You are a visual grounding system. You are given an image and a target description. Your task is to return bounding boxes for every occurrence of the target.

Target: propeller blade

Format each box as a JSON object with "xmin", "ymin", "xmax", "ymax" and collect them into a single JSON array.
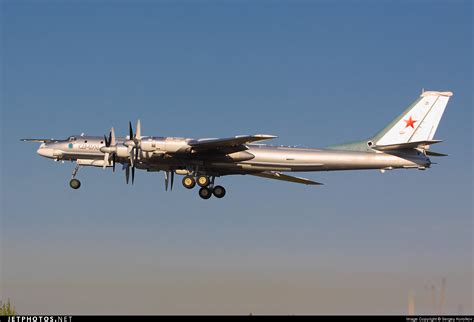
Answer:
[
  {"xmin": 125, "ymin": 165, "xmax": 130, "ymax": 184},
  {"xmin": 103, "ymin": 152, "xmax": 109, "ymax": 169},
  {"xmin": 110, "ymin": 127, "xmax": 116, "ymax": 146},
  {"xmin": 108, "ymin": 130, "xmax": 112, "ymax": 147},
  {"xmin": 135, "ymin": 145, "xmax": 139, "ymax": 161},
  {"xmin": 104, "ymin": 135, "xmax": 109, "ymax": 147},
  {"xmin": 165, "ymin": 171, "xmax": 169, "ymax": 191},
  {"xmin": 102, "ymin": 128, "xmax": 116, "ymax": 170},
  {"xmin": 136, "ymin": 119, "xmax": 141, "ymax": 139},
  {"xmin": 131, "ymin": 166, "xmax": 135, "ymax": 185},
  {"xmin": 128, "ymin": 146, "xmax": 134, "ymax": 167},
  {"xmin": 129, "ymin": 121, "xmax": 134, "ymax": 140},
  {"xmin": 170, "ymin": 171, "xmax": 174, "ymax": 191},
  {"xmin": 112, "ymin": 154, "xmax": 116, "ymax": 172}
]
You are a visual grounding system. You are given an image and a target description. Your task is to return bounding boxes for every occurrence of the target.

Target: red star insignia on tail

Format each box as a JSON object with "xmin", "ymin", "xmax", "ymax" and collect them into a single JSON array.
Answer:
[{"xmin": 404, "ymin": 116, "xmax": 417, "ymax": 129}]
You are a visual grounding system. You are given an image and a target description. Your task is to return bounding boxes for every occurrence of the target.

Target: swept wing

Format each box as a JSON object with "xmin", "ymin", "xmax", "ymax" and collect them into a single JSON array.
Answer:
[
  {"xmin": 189, "ymin": 134, "xmax": 277, "ymax": 152},
  {"xmin": 251, "ymin": 171, "xmax": 323, "ymax": 185},
  {"xmin": 21, "ymin": 138, "xmax": 56, "ymax": 143}
]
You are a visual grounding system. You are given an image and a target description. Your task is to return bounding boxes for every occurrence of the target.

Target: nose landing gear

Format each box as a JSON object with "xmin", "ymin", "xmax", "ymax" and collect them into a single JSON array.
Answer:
[{"xmin": 69, "ymin": 164, "xmax": 81, "ymax": 189}]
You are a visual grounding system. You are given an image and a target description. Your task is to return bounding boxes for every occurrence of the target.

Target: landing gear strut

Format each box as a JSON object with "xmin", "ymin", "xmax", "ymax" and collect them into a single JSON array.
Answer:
[{"xmin": 69, "ymin": 164, "xmax": 81, "ymax": 189}]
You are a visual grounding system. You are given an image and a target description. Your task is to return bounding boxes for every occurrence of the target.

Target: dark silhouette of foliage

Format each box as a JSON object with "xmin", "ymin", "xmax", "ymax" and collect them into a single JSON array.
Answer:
[{"xmin": 0, "ymin": 299, "xmax": 17, "ymax": 315}]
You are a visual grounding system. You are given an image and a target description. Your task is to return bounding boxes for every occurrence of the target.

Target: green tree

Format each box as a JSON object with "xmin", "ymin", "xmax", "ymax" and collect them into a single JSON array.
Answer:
[{"xmin": 0, "ymin": 299, "xmax": 17, "ymax": 315}]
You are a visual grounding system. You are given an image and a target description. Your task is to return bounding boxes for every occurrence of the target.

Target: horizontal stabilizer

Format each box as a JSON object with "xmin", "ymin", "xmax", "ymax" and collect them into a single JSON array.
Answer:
[
  {"xmin": 372, "ymin": 140, "xmax": 442, "ymax": 151},
  {"xmin": 251, "ymin": 171, "xmax": 323, "ymax": 185},
  {"xmin": 425, "ymin": 150, "xmax": 448, "ymax": 157},
  {"xmin": 21, "ymin": 138, "xmax": 55, "ymax": 143}
]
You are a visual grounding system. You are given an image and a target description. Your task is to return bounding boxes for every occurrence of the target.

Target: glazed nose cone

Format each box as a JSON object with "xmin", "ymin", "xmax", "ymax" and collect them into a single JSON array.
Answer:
[{"xmin": 37, "ymin": 147, "xmax": 55, "ymax": 158}]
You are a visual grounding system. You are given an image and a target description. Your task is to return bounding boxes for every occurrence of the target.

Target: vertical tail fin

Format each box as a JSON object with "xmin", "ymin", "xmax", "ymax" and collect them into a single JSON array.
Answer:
[{"xmin": 371, "ymin": 91, "xmax": 453, "ymax": 146}]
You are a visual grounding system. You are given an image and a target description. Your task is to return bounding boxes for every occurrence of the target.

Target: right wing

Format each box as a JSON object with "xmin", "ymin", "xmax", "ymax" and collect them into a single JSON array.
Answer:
[
  {"xmin": 251, "ymin": 171, "xmax": 323, "ymax": 185},
  {"xmin": 189, "ymin": 134, "xmax": 277, "ymax": 153}
]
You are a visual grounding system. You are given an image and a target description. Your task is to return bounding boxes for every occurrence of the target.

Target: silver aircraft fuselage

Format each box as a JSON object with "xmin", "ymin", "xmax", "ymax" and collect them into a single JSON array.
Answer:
[
  {"xmin": 26, "ymin": 90, "xmax": 452, "ymax": 198},
  {"xmin": 37, "ymin": 135, "xmax": 430, "ymax": 174}
]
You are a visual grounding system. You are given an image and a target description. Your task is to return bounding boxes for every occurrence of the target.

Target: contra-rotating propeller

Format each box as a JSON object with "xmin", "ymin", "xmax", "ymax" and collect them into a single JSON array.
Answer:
[
  {"xmin": 123, "ymin": 120, "xmax": 142, "ymax": 167},
  {"xmin": 100, "ymin": 120, "xmax": 152, "ymax": 186},
  {"xmin": 122, "ymin": 120, "xmax": 143, "ymax": 185},
  {"xmin": 99, "ymin": 127, "xmax": 117, "ymax": 171}
]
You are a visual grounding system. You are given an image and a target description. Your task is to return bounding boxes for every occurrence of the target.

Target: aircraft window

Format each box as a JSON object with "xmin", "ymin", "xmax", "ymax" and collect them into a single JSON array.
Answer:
[
  {"xmin": 68, "ymin": 136, "xmax": 76, "ymax": 142},
  {"xmin": 84, "ymin": 140, "xmax": 88, "ymax": 143}
]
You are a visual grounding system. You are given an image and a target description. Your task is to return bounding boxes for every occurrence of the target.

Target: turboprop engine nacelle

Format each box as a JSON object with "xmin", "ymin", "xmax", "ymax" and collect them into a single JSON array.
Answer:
[
  {"xmin": 140, "ymin": 138, "xmax": 190, "ymax": 153},
  {"xmin": 115, "ymin": 145, "xmax": 130, "ymax": 158},
  {"xmin": 140, "ymin": 139, "xmax": 166, "ymax": 152}
]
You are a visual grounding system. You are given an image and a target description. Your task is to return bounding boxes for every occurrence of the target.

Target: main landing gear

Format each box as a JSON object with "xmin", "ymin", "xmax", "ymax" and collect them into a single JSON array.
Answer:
[
  {"xmin": 181, "ymin": 174, "xmax": 226, "ymax": 199},
  {"xmin": 197, "ymin": 175, "xmax": 210, "ymax": 187},
  {"xmin": 182, "ymin": 175, "xmax": 196, "ymax": 189},
  {"xmin": 69, "ymin": 164, "xmax": 81, "ymax": 189}
]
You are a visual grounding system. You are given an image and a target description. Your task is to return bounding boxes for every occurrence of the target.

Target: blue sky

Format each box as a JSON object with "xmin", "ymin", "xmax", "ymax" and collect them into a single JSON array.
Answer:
[{"xmin": 1, "ymin": 0, "xmax": 472, "ymax": 314}]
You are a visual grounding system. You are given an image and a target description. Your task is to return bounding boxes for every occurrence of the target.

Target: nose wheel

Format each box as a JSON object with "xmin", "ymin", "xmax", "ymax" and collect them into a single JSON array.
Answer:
[
  {"xmin": 69, "ymin": 178, "xmax": 81, "ymax": 189},
  {"xmin": 69, "ymin": 164, "xmax": 81, "ymax": 189}
]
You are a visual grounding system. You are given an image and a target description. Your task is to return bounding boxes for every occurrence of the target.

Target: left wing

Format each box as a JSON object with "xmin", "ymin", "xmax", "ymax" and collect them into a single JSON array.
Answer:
[
  {"xmin": 189, "ymin": 134, "xmax": 277, "ymax": 152},
  {"xmin": 21, "ymin": 138, "xmax": 55, "ymax": 143},
  {"xmin": 251, "ymin": 171, "xmax": 323, "ymax": 185}
]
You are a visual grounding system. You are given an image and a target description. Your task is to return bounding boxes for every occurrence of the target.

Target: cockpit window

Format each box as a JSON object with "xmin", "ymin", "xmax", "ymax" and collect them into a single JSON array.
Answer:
[{"xmin": 68, "ymin": 136, "xmax": 76, "ymax": 142}]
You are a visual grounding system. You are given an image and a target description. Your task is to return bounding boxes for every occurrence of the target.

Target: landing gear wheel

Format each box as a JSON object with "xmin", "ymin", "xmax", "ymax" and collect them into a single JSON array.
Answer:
[
  {"xmin": 197, "ymin": 175, "xmax": 210, "ymax": 187},
  {"xmin": 198, "ymin": 187, "xmax": 212, "ymax": 199},
  {"xmin": 182, "ymin": 175, "xmax": 196, "ymax": 189},
  {"xmin": 69, "ymin": 178, "xmax": 81, "ymax": 189},
  {"xmin": 212, "ymin": 185, "xmax": 226, "ymax": 198}
]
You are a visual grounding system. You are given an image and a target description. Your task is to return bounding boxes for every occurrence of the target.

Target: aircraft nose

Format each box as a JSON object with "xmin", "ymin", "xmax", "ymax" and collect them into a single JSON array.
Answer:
[
  {"xmin": 426, "ymin": 157, "xmax": 432, "ymax": 167},
  {"xmin": 37, "ymin": 147, "xmax": 55, "ymax": 158}
]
